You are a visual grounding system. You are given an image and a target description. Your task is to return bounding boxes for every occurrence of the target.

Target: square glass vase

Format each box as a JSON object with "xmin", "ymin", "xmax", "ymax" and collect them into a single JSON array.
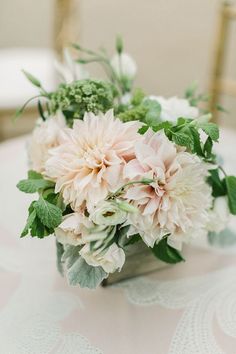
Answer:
[{"xmin": 102, "ymin": 242, "xmax": 169, "ymax": 286}]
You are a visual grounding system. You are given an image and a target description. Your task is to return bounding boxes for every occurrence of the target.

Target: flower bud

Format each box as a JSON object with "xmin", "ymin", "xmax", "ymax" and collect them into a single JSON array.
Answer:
[
  {"xmin": 110, "ymin": 53, "xmax": 137, "ymax": 80},
  {"xmin": 116, "ymin": 200, "xmax": 138, "ymax": 213}
]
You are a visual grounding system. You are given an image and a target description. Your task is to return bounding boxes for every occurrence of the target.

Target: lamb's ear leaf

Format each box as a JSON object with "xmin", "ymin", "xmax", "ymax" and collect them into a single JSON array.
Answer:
[
  {"xmin": 56, "ymin": 241, "xmax": 64, "ymax": 276},
  {"xmin": 67, "ymin": 256, "xmax": 108, "ymax": 289},
  {"xmin": 152, "ymin": 237, "xmax": 185, "ymax": 264}
]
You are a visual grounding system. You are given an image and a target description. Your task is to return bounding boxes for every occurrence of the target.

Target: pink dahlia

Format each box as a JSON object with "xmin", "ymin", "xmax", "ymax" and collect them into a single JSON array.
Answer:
[
  {"xmin": 123, "ymin": 129, "xmax": 212, "ymax": 249},
  {"xmin": 45, "ymin": 110, "xmax": 142, "ymax": 211}
]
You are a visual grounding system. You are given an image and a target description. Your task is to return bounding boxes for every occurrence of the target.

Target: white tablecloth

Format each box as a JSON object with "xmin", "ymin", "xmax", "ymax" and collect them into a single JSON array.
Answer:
[{"xmin": 0, "ymin": 129, "xmax": 236, "ymax": 354}]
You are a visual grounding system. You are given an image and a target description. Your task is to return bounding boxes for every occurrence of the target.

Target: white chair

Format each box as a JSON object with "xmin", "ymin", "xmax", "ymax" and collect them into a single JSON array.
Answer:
[{"xmin": 0, "ymin": 0, "xmax": 77, "ymax": 141}]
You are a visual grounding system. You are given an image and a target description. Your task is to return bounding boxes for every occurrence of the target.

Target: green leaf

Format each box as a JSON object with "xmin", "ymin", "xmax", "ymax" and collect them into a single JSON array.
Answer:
[
  {"xmin": 45, "ymin": 192, "xmax": 66, "ymax": 212},
  {"xmin": 125, "ymin": 233, "xmax": 141, "ymax": 246},
  {"xmin": 34, "ymin": 196, "xmax": 62, "ymax": 228},
  {"xmin": 116, "ymin": 35, "xmax": 123, "ymax": 54},
  {"xmin": 199, "ymin": 123, "xmax": 219, "ymax": 142},
  {"xmin": 56, "ymin": 241, "xmax": 64, "ymax": 276},
  {"xmin": 203, "ymin": 136, "xmax": 213, "ymax": 158},
  {"xmin": 189, "ymin": 127, "xmax": 203, "ymax": 156},
  {"xmin": 28, "ymin": 170, "xmax": 43, "ymax": 179},
  {"xmin": 208, "ymin": 228, "xmax": 236, "ymax": 247},
  {"xmin": 225, "ymin": 176, "xmax": 236, "ymax": 215},
  {"xmin": 30, "ymin": 216, "xmax": 53, "ymax": 238},
  {"xmin": 131, "ymin": 88, "xmax": 145, "ymax": 106},
  {"xmin": 152, "ymin": 237, "xmax": 185, "ymax": 264},
  {"xmin": 153, "ymin": 121, "xmax": 173, "ymax": 132},
  {"xmin": 21, "ymin": 209, "xmax": 37, "ymax": 237},
  {"xmin": 208, "ymin": 169, "xmax": 226, "ymax": 197},
  {"xmin": 67, "ymin": 257, "xmax": 108, "ymax": 288},
  {"xmin": 185, "ymin": 81, "xmax": 198, "ymax": 99},
  {"xmin": 172, "ymin": 132, "xmax": 193, "ymax": 149},
  {"xmin": 216, "ymin": 104, "xmax": 229, "ymax": 114},
  {"xmin": 38, "ymin": 100, "xmax": 46, "ymax": 121},
  {"xmin": 138, "ymin": 125, "xmax": 149, "ymax": 135},
  {"xmin": 62, "ymin": 245, "xmax": 81, "ymax": 269},
  {"xmin": 22, "ymin": 70, "xmax": 42, "ymax": 88},
  {"xmin": 17, "ymin": 178, "xmax": 54, "ymax": 194},
  {"xmin": 143, "ymin": 99, "xmax": 161, "ymax": 126}
]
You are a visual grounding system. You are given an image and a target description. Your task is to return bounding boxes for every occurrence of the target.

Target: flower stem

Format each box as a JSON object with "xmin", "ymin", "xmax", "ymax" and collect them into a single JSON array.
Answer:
[{"xmin": 109, "ymin": 179, "xmax": 154, "ymax": 199}]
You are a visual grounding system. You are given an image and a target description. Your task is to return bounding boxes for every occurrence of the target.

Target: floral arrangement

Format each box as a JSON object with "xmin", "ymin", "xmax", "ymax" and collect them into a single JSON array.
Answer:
[{"xmin": 17, "ymin": 38, "xmax": 236, "ymax": 288}]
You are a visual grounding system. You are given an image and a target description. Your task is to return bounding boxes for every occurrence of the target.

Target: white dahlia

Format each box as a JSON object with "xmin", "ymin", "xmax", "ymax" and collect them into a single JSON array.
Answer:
[
  {"xmin": 123, "ymin": 129, "xmax": 212, "ymax": 248},
  {"xmin": 28, "ymin": 112, "xmax": 67, "ymax": 173},
  {"xmin": 45, "ymin": 110, "xmax": 142, "ymax": 211}
]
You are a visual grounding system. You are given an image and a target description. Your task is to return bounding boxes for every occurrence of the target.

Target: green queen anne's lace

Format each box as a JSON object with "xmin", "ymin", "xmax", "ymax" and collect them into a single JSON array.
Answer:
[{"xmin": 49, "ymin": 79, "xmax": 117, "ymax": 121}]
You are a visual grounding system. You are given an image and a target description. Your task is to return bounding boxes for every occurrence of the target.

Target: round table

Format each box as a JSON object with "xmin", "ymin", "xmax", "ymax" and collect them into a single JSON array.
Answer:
[{"xmin": 0, "ymin": 129, "xmax": 236, "ymax": 354}]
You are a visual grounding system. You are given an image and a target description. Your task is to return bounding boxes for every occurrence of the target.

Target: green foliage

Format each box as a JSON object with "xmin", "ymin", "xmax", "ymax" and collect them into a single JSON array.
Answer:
[
  {"xmin": 142, "ymin": 99, "xmax": 161, "ymax": 126},
  {"xmin": 208, "ymin": 228, "xmax": 236, "ymax": 247},
  {"xmin": 152, "ymin": 116, "xmax": 220, "ymax": 162},
  {"xmin": 172, "ymin": 131, "xmax": 193, "ymax": 149},
  {"xmin": 68, "ymin": 257, "xmax": 107, "ymax": 288},
  {"xmin": 62, "ymin": 245, "xmax": 108, "ymax": 288},
  {"xmin": 131, "ymin": 88, "xmax": 145, "ymax": 106},
  {"xmin": 19, "ymin": 171, "xmax": 65, "ymax": 238},
  {"xmin": 225, "ymin": 176, "xmax": 236, "ymax": 215},
  {"xmin": 34, "ymin": 196, "xmax": 62, "ymax": 229},
  {"xmin": 118, "ymin": 98, "xmax": 161, "ymax": 126},
  {"xmin": 21, "ymin": 207, "xmax": 37, "ymax": 237},
  {"xmin": 37, "ymin": 100, "xmax": 46, "ymax": 121},
  {"xmin": 22, "ymin": 70, "xmax": 42, "ymax": 88},
  {"xmin": 56, "ymin": 241, "xmax": 64, "ymax": 276},
  {"xmin": 184, "ymin": 81, "xmax": 209, "ymax": 107},
  {"xmin": 21, "ymin": 201, "xmax": 54, "ymax": 238},
  {"xmin": 124, "ymin": 234, "xmax": 141, "ymax": 246},
  {"xmin": 216, "ymin": 104, "xmax": 229, "ymax": 114},
  {"xmin": 17, "ymin": 170, "xmax": 54, "ymax": 194},
  {"xmin": 207, "ymin": 169, "xmax": 226, "ymax": 198},
  {"xmin": 152, "ymin": 237, "xmax": 185, "ymax": 264},
  {"xmin": 195, "ymin": 122, "xmax": 219, "ymax": 142},
  {"xmin": 62, "ymin": 245, "xmax": 81, "ymax": 269},
  {"xmin": 49, "ymin": 79, "xmax": 116, "ymax": 122},
  {"xmin": 203, "ymin": 136, "xmax": 213, "ymax": 158},
  {"xmin": 116, "ymin": 35, "xmax": 123, "ymax": 54},
  {"xmin": 118, "ymin": 104, "xmax": 148, "ymax": 122}
]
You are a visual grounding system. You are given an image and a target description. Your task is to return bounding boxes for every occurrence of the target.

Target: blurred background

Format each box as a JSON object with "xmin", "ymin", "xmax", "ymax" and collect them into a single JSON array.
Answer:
[{"xmin": 0, "ymin": 0, "xmax": 236, "ymax": 140}]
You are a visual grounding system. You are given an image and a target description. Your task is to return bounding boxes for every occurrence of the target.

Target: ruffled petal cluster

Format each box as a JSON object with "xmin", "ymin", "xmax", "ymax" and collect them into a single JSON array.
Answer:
[
  {"xmin": 45, "ymin": 110, "xmax": 142, "ymax": 212},
  {"xmin": 124, "ymin": 129, "xmax": 212, "ymax": 247}
]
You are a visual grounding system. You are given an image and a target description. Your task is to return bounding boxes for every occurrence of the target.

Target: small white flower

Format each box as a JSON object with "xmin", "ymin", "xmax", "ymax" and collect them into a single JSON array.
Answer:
[
  {"xmin": 90, "ymin": 200, "xmax": 127, "ymax": 226},
  {"xmin": 80, "ymin": 242, "xmax": 125, "ymax": 273},
  {"xmin": 111, "ymin": 53, "xmax": 137, "ymax": 80},
  {"xmin": 149, "ymin": 96, "xmax": 199, "ymax": 122},
  {"xmin": 207, "ymin": 196, "xmax": 230, "ymax": 233},
  {"xmin": 55, "ymin": 213, "xmax": 93, "ymax": 246},
  {"xmin": 54, "ymin": 48, "xmax": 89, "ymax": 83}
]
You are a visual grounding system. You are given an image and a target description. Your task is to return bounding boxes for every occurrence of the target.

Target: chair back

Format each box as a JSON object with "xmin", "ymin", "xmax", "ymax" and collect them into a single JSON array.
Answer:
[{"xmin": 209, "ymin": 2, "xmax": 236, "ymax": 123}]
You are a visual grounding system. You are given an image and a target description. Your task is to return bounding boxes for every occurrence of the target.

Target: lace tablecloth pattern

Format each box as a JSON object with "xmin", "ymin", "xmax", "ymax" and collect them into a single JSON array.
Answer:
[{"xmin": 0, "ymin": 128, "xmax": 236, "ymax": 354}]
